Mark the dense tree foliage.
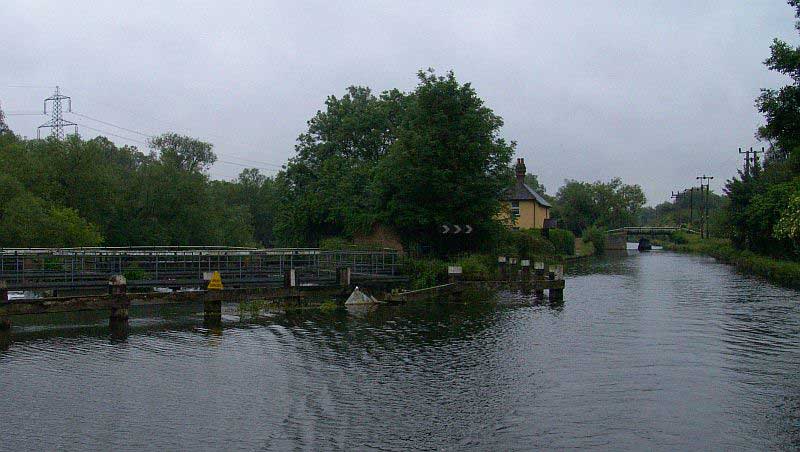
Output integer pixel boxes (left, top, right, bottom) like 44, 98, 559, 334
0, 132, 256, 247
724, 1, 800, 259
550, 178, 646, 235
274, 86, 404, 245
373, 71, 515, 254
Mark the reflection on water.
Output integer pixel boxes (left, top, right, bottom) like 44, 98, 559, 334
0, 251, 799, 450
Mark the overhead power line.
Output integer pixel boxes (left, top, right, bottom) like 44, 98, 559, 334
220, 156, 284, 168
3, 84, 56, 89
67, 111, 283, 168
68, 111, 154, 138
217, 160, 280, 172
73, 122, 149, 145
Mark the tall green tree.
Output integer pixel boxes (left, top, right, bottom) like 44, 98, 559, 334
149, 133, 217, 173
374, 70, 515, 254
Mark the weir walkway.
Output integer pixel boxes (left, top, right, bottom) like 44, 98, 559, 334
0, 247, 403, 330
0, 246, 401, 291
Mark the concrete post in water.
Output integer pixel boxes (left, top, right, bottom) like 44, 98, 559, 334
508, 257, 518, 281
497, 256, 507, 280
448, 266, 463, 284
283, 268, 296, 288
549, 265, 564, 302
337, 267, 351, 288
108, 275, 129, 323
204, 271, 223, 324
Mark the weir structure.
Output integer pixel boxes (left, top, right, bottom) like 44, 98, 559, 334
0, 247, 402, 331
386, 259, 566, 303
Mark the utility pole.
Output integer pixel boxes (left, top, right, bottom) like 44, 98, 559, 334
750, 147, 764, 177
738, 147, 765, 178
37, 86, 77, 140
680, 187, 695, 225
671, 190, 684, 225
738, 147, 752, 176
696, 175, 714, 238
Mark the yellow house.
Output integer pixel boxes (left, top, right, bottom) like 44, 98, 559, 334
499, 158, 551, 229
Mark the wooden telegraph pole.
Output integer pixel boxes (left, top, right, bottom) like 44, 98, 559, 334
739, 147, 765, 178
696, 175, 714, 238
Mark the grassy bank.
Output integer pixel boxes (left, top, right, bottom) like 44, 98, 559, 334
664, 234, 800, 290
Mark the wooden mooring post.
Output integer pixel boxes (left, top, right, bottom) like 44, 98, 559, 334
508, 257, 518, 281
548, 265, 564, 301
521, 260, 531, 280
498, 256, 508, 280
533, 262, 545, 299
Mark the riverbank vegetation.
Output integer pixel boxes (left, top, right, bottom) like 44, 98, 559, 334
665, 232, 800, 290
647, 1, 800, 287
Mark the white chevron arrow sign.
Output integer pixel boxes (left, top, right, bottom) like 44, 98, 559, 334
441, 224, 473, 234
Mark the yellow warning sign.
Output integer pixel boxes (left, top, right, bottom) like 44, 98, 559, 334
207, 271, 223, 290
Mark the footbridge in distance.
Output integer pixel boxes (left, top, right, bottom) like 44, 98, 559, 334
605, 226, 698, 251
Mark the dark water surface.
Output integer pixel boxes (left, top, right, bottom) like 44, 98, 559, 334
1, 252, 799, 451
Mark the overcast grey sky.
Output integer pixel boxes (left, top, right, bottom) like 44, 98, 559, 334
2, 1, 797, 204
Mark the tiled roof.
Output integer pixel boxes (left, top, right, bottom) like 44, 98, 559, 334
506, 180, 552, 207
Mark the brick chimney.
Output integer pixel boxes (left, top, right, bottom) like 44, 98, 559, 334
515, 158, 526, 183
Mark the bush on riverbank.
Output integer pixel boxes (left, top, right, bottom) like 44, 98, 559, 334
665, 235, 800, 290
455, 254, 497, 281
401, 257, 448, 289
496, 229, 556, 258
581, 226, 606, 255
546, 228, 576, 256
574, 237, 596, 257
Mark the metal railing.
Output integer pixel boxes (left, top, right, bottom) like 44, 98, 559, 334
0, 247, 399, 290
606, 227, 699, 235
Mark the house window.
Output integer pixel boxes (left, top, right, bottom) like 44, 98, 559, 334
511, 201, 520, 220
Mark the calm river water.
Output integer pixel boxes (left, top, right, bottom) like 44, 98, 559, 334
1, 251, 799, 451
